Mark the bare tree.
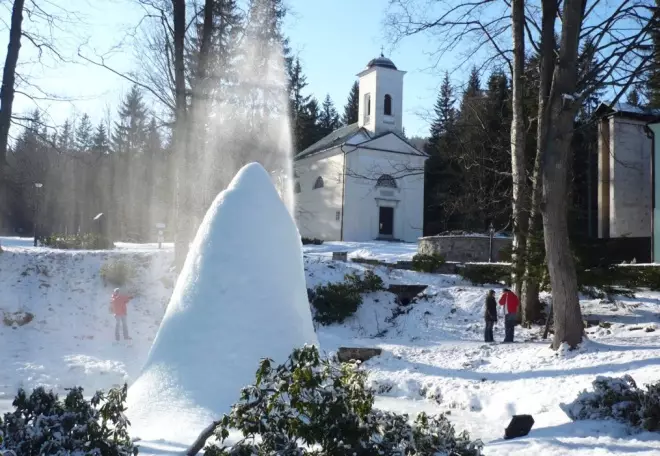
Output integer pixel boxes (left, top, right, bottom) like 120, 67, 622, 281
510, 0, 527, 296
0, 0, 25, 237
388, 0, 657, 347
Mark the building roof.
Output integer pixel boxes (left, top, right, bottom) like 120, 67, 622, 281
366, 54, 398, 70
294, 123, 428, 162
595, 101, 660, 121
295, 123, 363, 159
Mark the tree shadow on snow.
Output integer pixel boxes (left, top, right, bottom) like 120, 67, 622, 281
488, 420, 660, 453
376, 352, 660, 382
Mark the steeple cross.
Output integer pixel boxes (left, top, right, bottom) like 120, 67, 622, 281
380, 45, 385, 57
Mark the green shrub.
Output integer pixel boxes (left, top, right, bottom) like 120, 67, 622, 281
0, 385, 137, 455
412, 253, 446, 273
312, 282, 362, 325
202, 345, 483, 456
458, 263, 512, 286
101, 260, 136, 287
345, 269, 384, 293
42, 233, 113, 250
563, 375, 660, 432
301, 237, 323, 245
311, 270, 384, 325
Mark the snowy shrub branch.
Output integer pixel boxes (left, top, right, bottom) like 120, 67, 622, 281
562, 375, 660, 432
0, 384, 138, 455
310, 270, 384, 325
195, 345, 482, 455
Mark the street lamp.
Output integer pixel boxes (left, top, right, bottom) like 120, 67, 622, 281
33, 183, 43, 247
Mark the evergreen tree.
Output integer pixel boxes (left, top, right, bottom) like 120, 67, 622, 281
342, 81, 359, 125
298, 98, 322, 151
424, 73, 460, 234
57, 119, 74, 153
289, 57, 313, 152
92, 123, 109, 156
75, 114, 94, 153
627, 88, 641, 107
426, 72, 456, 154
112, 86, 148, 154
648, 0, 660, 108
318, 94, 340, 136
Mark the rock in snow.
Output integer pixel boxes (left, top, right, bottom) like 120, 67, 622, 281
126, 163, 318, 445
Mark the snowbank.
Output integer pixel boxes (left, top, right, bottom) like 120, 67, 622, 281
126, 163, 318, 445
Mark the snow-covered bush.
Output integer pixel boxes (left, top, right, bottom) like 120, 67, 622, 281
412, 253, 446, 273
311, 271, 384, 325
203, 345, 482, 456
101, 260, 136, 287
563, 375, 660, 432
0, 384, 137, 455
42, 233, 114, 250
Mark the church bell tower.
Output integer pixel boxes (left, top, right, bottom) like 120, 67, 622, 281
357, 53, 406, 135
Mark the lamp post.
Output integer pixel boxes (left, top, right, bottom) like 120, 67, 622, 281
488, 221, 495, 263
33, 183, 43, 247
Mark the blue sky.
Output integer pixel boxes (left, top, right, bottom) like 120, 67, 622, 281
1, 0, 463, 139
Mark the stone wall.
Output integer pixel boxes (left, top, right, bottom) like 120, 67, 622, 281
418, 235, 512, 263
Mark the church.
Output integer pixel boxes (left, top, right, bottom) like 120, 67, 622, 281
293, 55, 427, 243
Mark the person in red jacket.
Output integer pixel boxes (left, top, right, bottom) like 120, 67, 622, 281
499, 288, 519, 343
110, 288, 133, 341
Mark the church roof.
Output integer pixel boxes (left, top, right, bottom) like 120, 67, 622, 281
295, 123, 428, 162
296, 122, 363, 159
366, 54, 397, 70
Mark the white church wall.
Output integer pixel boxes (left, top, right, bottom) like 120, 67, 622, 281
343, 146, 425, 243
293, 149, 345, 241
600, 117, 652, 238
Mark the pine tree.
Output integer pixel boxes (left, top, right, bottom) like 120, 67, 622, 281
57, 119, 74, 153
111, 86, 149, 240
289, 57, 313, 152
627, 88, 641, 107
648, 0, 660, 108
112, 86, 148, 154
75, 114, 94, 153
298, 98, 322, 151
424, 73, 460, 234
319, 94, 340, 136
92, 123, 109, 156
342, 81, 359, 125
427, 72, 456, 154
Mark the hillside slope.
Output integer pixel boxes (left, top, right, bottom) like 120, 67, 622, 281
0, 246, 174, 398
1, 241, 660, 455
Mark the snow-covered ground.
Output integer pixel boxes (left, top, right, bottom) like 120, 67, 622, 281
1, 237, 660, 454
303, 240, 417, 263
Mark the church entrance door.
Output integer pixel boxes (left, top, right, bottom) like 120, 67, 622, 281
379, 206, 394, 237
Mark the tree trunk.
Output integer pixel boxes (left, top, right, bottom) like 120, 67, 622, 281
188, 0, 214, 227
541, 0, 585, 350
172, 0, 188, 270
521, 153, 542, 323
521, 0, 555, 325
510, 0, 527, 297
0, 0, 25, 237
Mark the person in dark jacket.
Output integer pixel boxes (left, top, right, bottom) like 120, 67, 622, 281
484, 289, 497, 342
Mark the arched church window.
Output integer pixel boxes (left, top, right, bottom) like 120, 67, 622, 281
313, 176, 324, 189
294, 182, 301, 194
376, 174, 397, 188
384, 94, 392, 116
